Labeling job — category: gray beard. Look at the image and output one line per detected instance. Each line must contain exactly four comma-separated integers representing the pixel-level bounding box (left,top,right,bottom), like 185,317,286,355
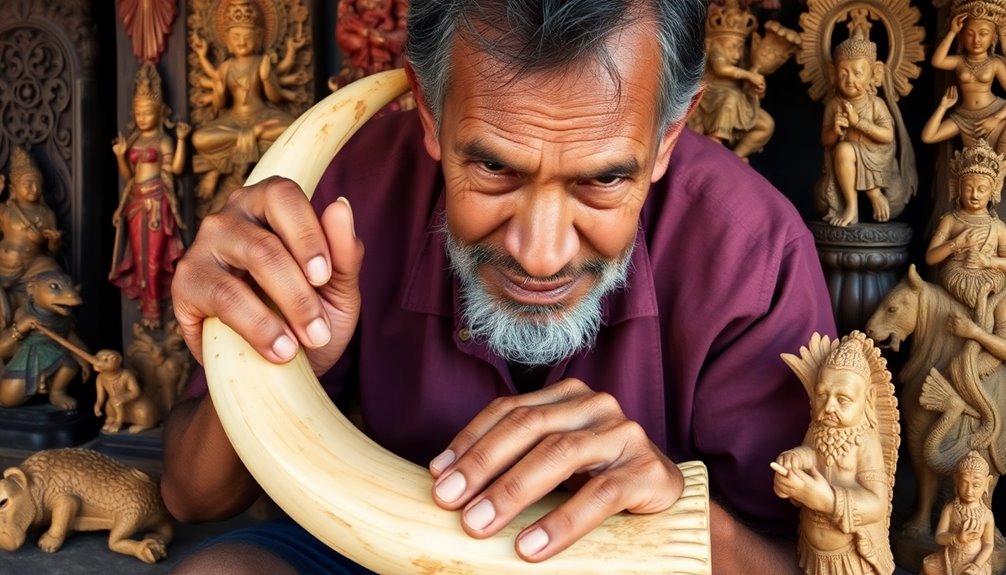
444,228,633,366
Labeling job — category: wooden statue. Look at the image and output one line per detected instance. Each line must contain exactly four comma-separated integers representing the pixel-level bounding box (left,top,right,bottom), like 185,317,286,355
921,0,1006,155
772,331,899,575
330,0,413,112
0,270,88,410
92,349,159,434
0,146,65,326
687,0,799,159
28,320,160,434
865,264,1006,572
797,0,924,227
187,0,312,217
925,141,1006,383
126,319,191,417
0,448,172,563
922,451,995,575
110,62,188,331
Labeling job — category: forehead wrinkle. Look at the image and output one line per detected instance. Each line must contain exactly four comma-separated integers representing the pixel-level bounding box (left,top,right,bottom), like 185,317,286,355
461,87,635,147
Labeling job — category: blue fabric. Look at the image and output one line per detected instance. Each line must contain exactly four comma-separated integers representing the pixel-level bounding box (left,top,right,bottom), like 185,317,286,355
206,518,376,575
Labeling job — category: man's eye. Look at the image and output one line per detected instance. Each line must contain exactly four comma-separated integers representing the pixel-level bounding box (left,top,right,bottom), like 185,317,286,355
481,161,506,173
594,175,621,185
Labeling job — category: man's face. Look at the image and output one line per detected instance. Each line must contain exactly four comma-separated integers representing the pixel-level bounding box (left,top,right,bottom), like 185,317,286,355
416,21,680,363
813,367,868,428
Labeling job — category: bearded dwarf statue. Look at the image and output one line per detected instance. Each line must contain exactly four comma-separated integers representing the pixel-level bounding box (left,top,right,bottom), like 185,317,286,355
772,331,900,575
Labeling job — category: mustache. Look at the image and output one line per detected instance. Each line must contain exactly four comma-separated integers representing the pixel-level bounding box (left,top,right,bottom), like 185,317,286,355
461,243,608,281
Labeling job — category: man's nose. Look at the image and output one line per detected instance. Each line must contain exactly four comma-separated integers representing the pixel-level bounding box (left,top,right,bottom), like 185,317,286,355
503,187,579,278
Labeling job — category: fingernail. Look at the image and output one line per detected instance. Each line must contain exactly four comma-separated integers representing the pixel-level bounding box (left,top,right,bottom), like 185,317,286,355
464,499,496,531
430,449,455,473
305,256,329,286
272,334,297,360
517,527,549,556
336,196,356,238
434,471,466,503
305,318,331,347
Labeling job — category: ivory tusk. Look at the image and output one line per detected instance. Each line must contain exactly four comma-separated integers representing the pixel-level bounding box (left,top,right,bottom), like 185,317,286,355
203,68,711,574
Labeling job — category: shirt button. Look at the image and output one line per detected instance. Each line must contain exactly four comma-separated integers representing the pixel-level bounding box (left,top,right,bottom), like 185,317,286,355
458,327,471,342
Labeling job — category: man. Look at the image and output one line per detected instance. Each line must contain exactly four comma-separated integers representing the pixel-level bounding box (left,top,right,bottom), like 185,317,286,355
163,1,836,573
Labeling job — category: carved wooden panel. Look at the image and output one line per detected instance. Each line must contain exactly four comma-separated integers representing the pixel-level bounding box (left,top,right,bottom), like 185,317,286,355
0,0,108,349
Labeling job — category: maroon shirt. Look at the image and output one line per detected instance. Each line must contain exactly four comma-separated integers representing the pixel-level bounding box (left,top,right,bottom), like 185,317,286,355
188,111,836,535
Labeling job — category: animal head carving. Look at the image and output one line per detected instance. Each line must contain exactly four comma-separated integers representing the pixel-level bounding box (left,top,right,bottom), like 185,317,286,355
0,467,36,551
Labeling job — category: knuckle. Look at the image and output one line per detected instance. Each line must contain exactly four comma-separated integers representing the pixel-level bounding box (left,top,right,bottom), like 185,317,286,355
583,391,621,416
264,177,306,202
222,184,252,207
464,446,495,475
506,405,545,434
170,260,195,299
451,428,482,451
539,433,581,464
636,457,671,482
588,475,625,509
613,419,648,444
496,475,526,504
244,233,287,270
195,211,230,236
484,396,517,419
207,278,248,315
284,288,317,315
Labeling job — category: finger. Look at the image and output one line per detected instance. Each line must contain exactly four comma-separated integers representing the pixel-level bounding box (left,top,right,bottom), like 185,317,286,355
460,419,671,537
234,177,333,288
513,455,683,562
172,244,296,366
172,180,330,364
432,389,605,510
430,379,593,478
225,179,339,346
302,197,365,373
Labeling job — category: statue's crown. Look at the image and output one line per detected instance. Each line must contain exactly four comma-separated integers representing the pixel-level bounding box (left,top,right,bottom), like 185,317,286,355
9,146,40,183
957,139,1006,182
224,0,259,30
133,62,163,105
706,0,757,40
833,35,877,62
823,335,871,380
958,450,990,476
952,0,1006,25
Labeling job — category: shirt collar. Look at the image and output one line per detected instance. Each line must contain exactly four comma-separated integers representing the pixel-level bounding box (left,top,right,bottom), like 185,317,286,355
401,191,659,325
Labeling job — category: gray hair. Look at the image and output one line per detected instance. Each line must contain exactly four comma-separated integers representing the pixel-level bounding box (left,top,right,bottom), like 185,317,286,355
405,0,706,133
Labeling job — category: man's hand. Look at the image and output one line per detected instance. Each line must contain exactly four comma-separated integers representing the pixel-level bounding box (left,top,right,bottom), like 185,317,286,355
427,378,684,562
171,176,364,375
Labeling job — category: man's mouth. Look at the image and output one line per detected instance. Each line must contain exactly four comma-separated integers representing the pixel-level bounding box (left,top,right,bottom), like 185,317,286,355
493,268,580,307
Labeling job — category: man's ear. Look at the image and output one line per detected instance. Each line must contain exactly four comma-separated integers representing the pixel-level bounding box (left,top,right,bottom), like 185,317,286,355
405,64,442,162
650,85,705,183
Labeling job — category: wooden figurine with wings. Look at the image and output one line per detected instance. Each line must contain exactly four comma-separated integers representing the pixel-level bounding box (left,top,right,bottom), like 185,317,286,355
772,331,900,575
